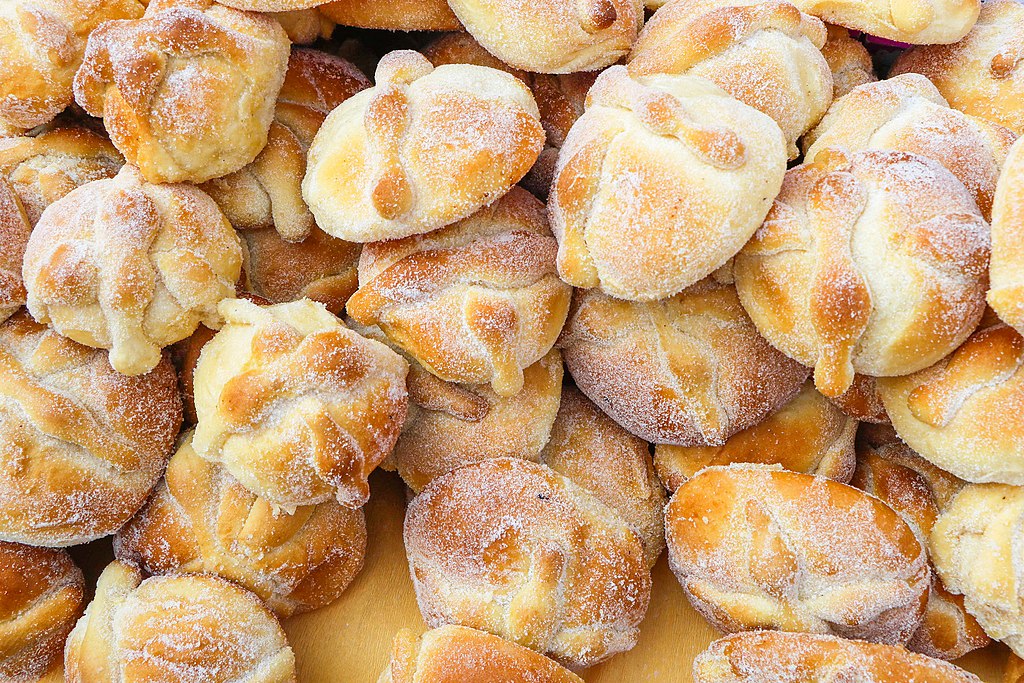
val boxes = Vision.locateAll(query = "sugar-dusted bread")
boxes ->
[549,67,786,301]
[990,137,1024,333]
[192,298,408,511]
[271,8,334,43]
[0,312,181,547]
[821,25,876,98]
[693,632,983,682]
[878,322,1024,485]
[347,187,570,398]
[560,281,809,446]
[829,373,889,423]
[318,0,461,30]
[667,464,930,644]
[74,0,290,183]
[627,0,832,159]
[787,0,979,44]
[931,483,1024,657]
[734,149,990,398]
[0,178,29,322]
[65,561,296,682]
[0,542,83,682]
[22,164,243,376]
[404,458,652,668]
[654,381,857,492]
[804,74,1016,219]
[891,0,1024,135]
[378,626,584,683]
[303,51,544,243]
[446,0,644,73]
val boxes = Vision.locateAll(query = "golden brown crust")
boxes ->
[318,0,461,30]
[789,0,979,44]
[1007,655,1024,683]
[821,25,876,98]
[270,8,334,44]
[990,137,1024,333]
[829,373,890,423]
[667,465,930,644]
[0,312,181,547]
[405,458,652,668]
[0,178,29,322]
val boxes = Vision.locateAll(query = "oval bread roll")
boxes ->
[318,0,461,30]
[821,25,876,98]
[787,0,979,44]
[990,136,1024,333]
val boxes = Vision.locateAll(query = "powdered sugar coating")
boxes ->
[821,24,877,98]
[0,178,29,322]
[989,136,1024,334]
[788,0,978,44]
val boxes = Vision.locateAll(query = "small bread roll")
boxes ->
[931,483,1024,657]
[116,433,366,618]
[446,0,643,74]
[788,0,978,44]
[271,8,334,43]
[734,149,990,398]
[822,25,877,98]
[0,179,29,322]
[879,322,1024,485]
[891,0,1024,135]
[22,164,243,376]
[303,50,544,243]
[829,373,890,423]
[538,387,667,567]
[654,381,857,492]
[990,137,1024,333]
[318,0,460,30]
[693,632,983,683]
[73,0,290,184]
[667,464,930,644]
[548,67,787,301]
[857,425,967,510]
[804,74,1016,219]
[0,542,83,681]
[560,281,809,446]
[192,298,408,511]
[0,312,181,547]
[347,187,570,397]
[0,0,144,131]
[65,561,296,682]
[405,458,652,668]
[627,0,832,159]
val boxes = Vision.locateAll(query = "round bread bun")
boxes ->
[318,0,461,30]
[116,432,366,618]
[693,631,983,683]
[560,281,810,446]
[0,178,29,322]
[548,67,787,301]
[404,457,652,668]
[303,50,544,243]
[821,24,876,98]
[65,561,296,682]
[990,136,1024,333]
[734,149,990,398]
[787,0,979,44]
[192,298,409,511]
[22,164,244,376]
[667,464,930,644]
[445,0,644,74]
[803,73,1017,220]
[829,373,890,423]
[271,9,334,43]
[0,542,83,682]
[654,380,858,492]
[347,187,570,398]
[627,0,832,159]
[0,312,181,547]
[878,322,1024,485]
[890,0,1024,135]
[73,0,290,184]
[931,482,1024,658]
[202,49,370,243]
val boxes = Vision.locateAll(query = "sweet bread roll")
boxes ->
[803,74,1016,219]
[654,381,857,492]
[878,322,1024,485]
[857,427,966,510]
[0,0,145,131]
[22,164,243,376]
[829,373,889,423]
[73,0,290,183]
[990,137,1024,333]
[666,464,930,644]
[560,281,809,446]
[538,387,667,567]
[627,0,832,159]
[405,457,652,668]
[822,25,877,98]
[379,626,584,683]
[202,49,370,243]
[271,9,334,44]
[1008,655,1024,683]
[693,631,983,683]
[548,67,787,301]
[931,482,1024,657]
[65,561,296,682]
[0,312,181,547]
[890,0,1024,135]
[303,50,543,243]
[116,433,366,618]
[318,0,460,30]
[446,0,643,74]
[734,149,990,398]
[347,187,570,397]
[192,298,408,511]
[0,179,29,322]
[0,542,83,681]
[788,0,978,44]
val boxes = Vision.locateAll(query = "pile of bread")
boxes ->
[1,0,1023,679]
